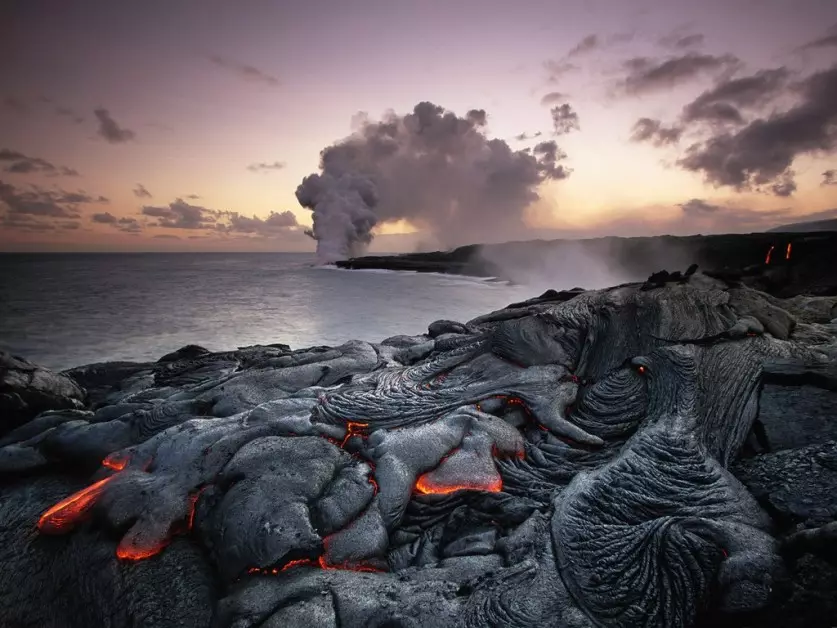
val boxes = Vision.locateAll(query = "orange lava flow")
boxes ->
[414,474,502,496]
[317,555,384,573]
[38,475,116,534]
[785,242,792,260]
[186,487,208,531]
[340,421,369,448]
[765,244,775,265]
[102,452,130,471]
[116,541,170,561]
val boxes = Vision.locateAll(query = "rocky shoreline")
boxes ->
[1,263,836,627]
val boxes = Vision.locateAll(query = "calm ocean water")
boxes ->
[0,252,542,371]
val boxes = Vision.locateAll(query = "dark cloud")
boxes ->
[567,34,599,58]
[297,101,573,261]
[220,210,299,236]
[823,169,837,186]
[94,108,136,143]
[620,53,739,95]
[678,198,720,216]
[630,118,683,146]
[659,33,705,50]
[55,106,85,125]
[2,96,29,114]
[466,109,487,126]
[246,161,286,173]
[532,140,571,180]
[153,234,180,240]
[0,149,79,176]
[0,212,79,232]
[1,181,80,218]
[209,55,280,87]
[117,217,142,233]
[0,180,107,234]
[544,59,579,83]
[184,194,201,200]
[681,68,789,124]
[142,198,223,229]
[675,63,837,196]
[540,92,568,106]
[133,183,152,198]
[91,212,117,224]
[550,103,580,135]
[797,24,837,52]
[513,131,543,141]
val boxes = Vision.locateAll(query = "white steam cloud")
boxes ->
[296,101,570,263]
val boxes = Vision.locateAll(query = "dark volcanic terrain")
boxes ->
[1,233,836,627]
[336,231,837,298]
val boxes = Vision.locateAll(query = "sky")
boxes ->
[1,0,836,253]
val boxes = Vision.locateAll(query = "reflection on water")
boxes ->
[0,253,538,371]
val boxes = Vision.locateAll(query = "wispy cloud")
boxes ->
[0,149,79,176]
[209,55,280,87]
[94,108,136,143]
[246,161,286,173]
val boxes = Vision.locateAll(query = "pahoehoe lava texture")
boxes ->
[2,271,837,627]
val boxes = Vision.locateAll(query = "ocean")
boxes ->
[0,252,541,372]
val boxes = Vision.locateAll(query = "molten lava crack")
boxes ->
[38,475,116,534]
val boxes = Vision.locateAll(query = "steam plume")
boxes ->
[296,101,569,263]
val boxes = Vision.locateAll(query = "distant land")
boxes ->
[769,218,837,233]
[336,231,837,298]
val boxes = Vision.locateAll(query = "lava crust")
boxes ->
[2,270,837,628]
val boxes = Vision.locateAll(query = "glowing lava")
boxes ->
[102,452,130,471]
[38,475,116,534]
[414,474,503,495]
[340,421,369,447]
[317,555,384,573]
[186,487,208,531]
[116,541,170,561]
[765,245,775,265]
[785,242,792,260]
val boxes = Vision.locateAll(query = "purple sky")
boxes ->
[1,0,836,252]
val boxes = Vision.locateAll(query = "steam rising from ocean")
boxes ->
[296,102,570,263]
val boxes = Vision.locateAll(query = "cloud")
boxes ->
[681,68,789,124]
[117,217,142,233]
[220,210,299,236]
[0,148,79,176]
[2,96,29,114]
[678,198,720,216]
[55,106,85,125]
[513,131,543,141]
[297,101,573,261]
[91,212,117,224]
[550,103,580,135]
[797,24,837,52]
[141,198,223,229]
[540,91,569,106]
[153,234,180,240]
[619,53,739,95]
[543,59,579,83]
[674,63,837,196]
[630,118,683,146]
[246,161,286,173]
[823,169,837,186]
[184,194,201,200]
[94,108,136,143]
[567,34,599,58]
[133,183,152,198]
[209,55,280,87]
[0,180,107,232]
[659,32,705,50]
[532,140,571,180]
